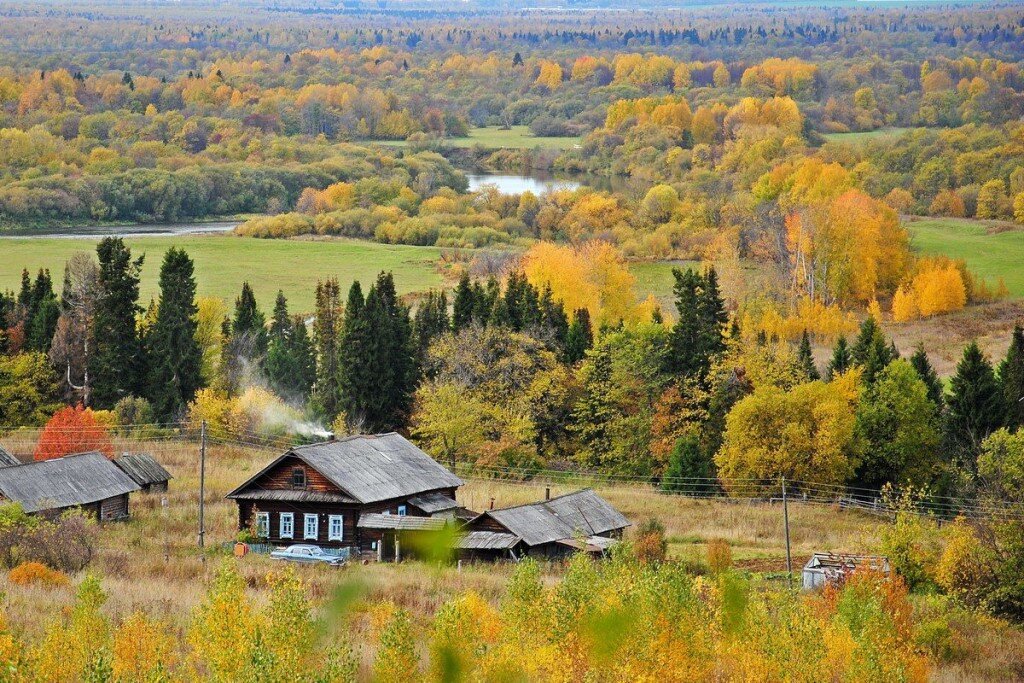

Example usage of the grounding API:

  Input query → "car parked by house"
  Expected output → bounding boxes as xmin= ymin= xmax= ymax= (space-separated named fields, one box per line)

xmin=269 ymin=544 xmax=346 ymax=567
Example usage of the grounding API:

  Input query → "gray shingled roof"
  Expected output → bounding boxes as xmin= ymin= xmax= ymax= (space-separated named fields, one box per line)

xmin=357 ymin=513 xmax=447 ymax=530
xmin=232 ymin=489 xmax=358 ymax=504
xmin=481 ymin=489 xmax=630 ymax=547
xmin=0 ymin=452 xmax=140 ymax=513
xmin=408 ymin=491 xmax=459 ymax=514
xmin=113 ymin=453 xmax=172 ymax=487
xmin=226 ymin=433 xmax=462 ymax=504
xmin=459 ymin=530 xmax=520 ymax=550
xmin=0 ymin=447 xmax=20 ymax=468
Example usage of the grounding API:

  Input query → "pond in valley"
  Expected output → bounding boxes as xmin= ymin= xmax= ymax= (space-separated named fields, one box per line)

xmin=466 ymin=173 xmax=581 ymax=194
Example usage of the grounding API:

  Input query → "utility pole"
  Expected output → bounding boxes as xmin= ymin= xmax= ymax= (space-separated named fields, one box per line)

xmin=782 ymin=476 xmax=793 ymax=589
xmin=198 ymin=420 xmax=206 ymax=549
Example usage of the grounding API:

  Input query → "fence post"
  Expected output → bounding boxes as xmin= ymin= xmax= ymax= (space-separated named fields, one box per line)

xmin=198 ymin=420 xmax=206 ymax=550
xmin=783 ymin=476 xmax=793 ymax=589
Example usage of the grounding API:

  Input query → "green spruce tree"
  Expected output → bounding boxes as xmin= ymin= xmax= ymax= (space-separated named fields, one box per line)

xmin=1000 ymin=324 xmax=1024 ymax=431
xmin=826 ymin=335 xmax=852 ymax=380
xmin=564 ymin=308 xmax=593 ymax=364
xmin=91 ymin=238 xmax=144 ymax=407
xmin=451 ymin=273 xmax=475 ymax=332
xmin=946 ymin=341 xmax=1004 ymax=468
xmin=797 ymin=330 xmax=820 ymax=381
xmin=910 ymin=344 xmax=944 ymax=410
xmin=146 ymin=248 xmax=202 ymax=420
xmin=311 ymin=278 xmax=343 ymax=421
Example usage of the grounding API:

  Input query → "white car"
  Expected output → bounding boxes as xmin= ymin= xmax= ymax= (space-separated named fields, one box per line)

xmin=269 ymin=544 xmax=345 ymax=567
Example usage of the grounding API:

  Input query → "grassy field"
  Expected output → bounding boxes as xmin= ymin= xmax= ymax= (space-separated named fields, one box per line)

xmin=822 ymin=127 xmax=916 ymax=144
xmin=378 ymin=125 xmax=581 ymax=150
xmin=0 ymin=235 xmax=446 ymax=313
xmin=906 ymin=217 xmax=1024 ymax=297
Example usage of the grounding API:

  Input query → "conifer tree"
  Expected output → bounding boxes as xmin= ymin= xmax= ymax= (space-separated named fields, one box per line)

xmin=91 ymin=238 xmax=144 ymax=407
xmin=851 ymin=316 xmax=893 ymax=384
xmin=25 ymin=269 xmax=58 ymax=353
xmin=572 ymin=343 xmax=615 ymax=467
xmin=146 ymin=248 xmax=202 ymax=420
xmin=564 ymin=308 xmax=593 ymax=364
xmin=666 ymin=267 xmax=726 ymax=381
xmin=946 ymin=341 xmax=1004 ymax=467
xmin=311 ymin=279 xmax=343 ymax=420
xmin=797 ymin=330 xmax=820 ymax=381
xmin=265 ymin=292 xmax=315 ymax=401
xmin=1000 ymin=324 xmax=1024 ymax=431
xmin=826 ymin=335 xmax=852 ymax=379
xmin=451 ymin=273 xmax=474 ymax=332
xmin=538 ymin=284 xmax=569 ymax=351
xmin=232 ymin=282 xmax=267 ymax=358
xmin=910 ymin=344 xmax=944 ymax=410
xmin=413 ymin=290 xmax=449 ymax=374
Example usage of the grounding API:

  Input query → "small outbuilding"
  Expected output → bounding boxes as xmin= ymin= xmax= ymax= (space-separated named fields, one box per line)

xmin=114 ymin=453 xmax=173 ymax=493
xmin=802 ymin=553 xmax=890 ymax=591
xmin=0 ymin=451 xmax=140 ymax=521
xmin=460 ymin=489 xmax=630 ymax=561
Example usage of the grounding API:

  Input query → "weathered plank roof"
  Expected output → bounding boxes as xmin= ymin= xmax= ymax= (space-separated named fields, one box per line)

xmin=479 ymin=489 xmax=630 ymax=547
xmin=0 ymin=452 xmax=140 ymax=513
xmin=357 ymin=513 xmax=447 ymax=531
xmin=804 ymin=553 xmax=890 ymax=572
xmin=0 ymin=447 xmax=20 ymax=468
xmin=113 ymin=453 xmax=172 ymax=487
xmin=458 ymin=530 xmax=520 ymax=550
xmin=230 ymin=489 xmax=358 ymax=504
xmin=226 ymin=433 xmax=462 ymax=505
xmin=408 ymin=491 xmax=459 ymax=514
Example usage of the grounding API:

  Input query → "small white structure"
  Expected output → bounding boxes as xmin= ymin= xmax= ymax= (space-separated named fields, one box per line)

xmin=802 ymin=553 xmax=890 ymax=591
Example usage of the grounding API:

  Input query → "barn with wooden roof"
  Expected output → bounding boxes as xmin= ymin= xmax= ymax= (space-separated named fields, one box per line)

xmin=226 ymin=433 xmax=464 ymax=555
xmin=460 ymin=489 xmax=630 ymax=561
xmin=113 ymin=453 xmax=173 ymax=493
xmin=0 ymin=451 xmax=140 ymax=521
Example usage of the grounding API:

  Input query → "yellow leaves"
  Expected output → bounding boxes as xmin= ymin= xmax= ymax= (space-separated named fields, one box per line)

xmin=112 ymin=612 xmax=176 ymax=682
xmin=535 ymin=60 xmax=563 ymax=91
xmin=739 ymin=295 xmax=856 ymax=343
xmin=605 ymin=95 xmax=691 ymax=133
xmin=892 ymin=257 xmax=968 ymax=322
xmin=740 ymin=57 xmax=818 ymax=97
xmin=187 ymin=386 xmax=304 ymax=441
xmin=716 ymin=377 xmax=860 ymax=490
xmin=521 ymin=240 xmax=654 ymax=328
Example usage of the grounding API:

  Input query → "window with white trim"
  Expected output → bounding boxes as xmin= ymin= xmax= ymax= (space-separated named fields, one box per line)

xmin=280 ymin=512 xmax=294 ymax=539
xmin=397 ymin=505 xmax=407 ymax=517
xmin=304 ymin=513 xmax=318 ymax=540
xmin=255 ymin=511 xmax=269 ymax=538
xmin=328 ymin=514 xmax=344 ymax=541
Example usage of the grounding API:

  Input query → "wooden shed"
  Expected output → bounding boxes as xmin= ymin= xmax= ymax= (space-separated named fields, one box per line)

xmin=802 ymin=553 xmax=891 ymax=590
xmin=114 ymin=453 xmax=173 ymax=493
xmin=460 ymin=489 xmax=630 ymax=561
xmin=0 ymin=452 xmax=140 ymax=521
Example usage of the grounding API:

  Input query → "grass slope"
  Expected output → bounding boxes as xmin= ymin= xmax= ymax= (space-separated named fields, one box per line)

xmin=0 ymin=236 xmax=445 ymax=312
xmin=379 ymin=125 xmax=581 ymax=150
xmin=822 ymin=127 xmax=916 ymax=144
xmin=906 ymin=217 xmax=1024 ymax=296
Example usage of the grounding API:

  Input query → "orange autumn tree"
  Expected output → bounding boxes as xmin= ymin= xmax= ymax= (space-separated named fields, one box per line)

xmin=34 ymin=405 xmax=114 ymax=461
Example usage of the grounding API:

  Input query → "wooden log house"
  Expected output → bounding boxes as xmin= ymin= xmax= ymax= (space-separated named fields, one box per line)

xmin=226 ymin=433 xmax=464 ymax=557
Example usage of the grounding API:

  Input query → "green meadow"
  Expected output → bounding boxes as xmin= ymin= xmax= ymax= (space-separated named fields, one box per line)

xmin=906 ymin=217 xmax=1024 ymax=297
xmin=377 ymin=125 xmax=581 ymax=150
xmin=0 ymin=236 xmax=446 ymax=313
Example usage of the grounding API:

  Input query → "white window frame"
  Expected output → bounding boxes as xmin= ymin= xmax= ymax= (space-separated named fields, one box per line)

xmin=255 ymin=511 xmax=270 ymax=538
xmin=328 ymin=514 xmax=344 ymax=541
xmin=397 ymin=505 xmax=407 ymax=517
xmin=304 ymin=513 xmax=319 ymax=540
xmin=280 ymin=512 xmax=294 ymax=539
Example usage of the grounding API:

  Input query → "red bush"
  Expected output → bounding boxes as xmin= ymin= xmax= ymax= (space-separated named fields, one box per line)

xmin=34 ymin=405 xmax=114 ymax=461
